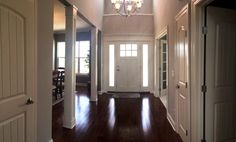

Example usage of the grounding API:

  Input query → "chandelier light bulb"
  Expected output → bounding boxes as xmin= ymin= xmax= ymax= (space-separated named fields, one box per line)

xmin=111 ymin=0 xmax=143 ymax=16
xmin=127 ymin=5 xmax=132 ymax=11
xmin=115 ymin=3 xmax=121 ymax=10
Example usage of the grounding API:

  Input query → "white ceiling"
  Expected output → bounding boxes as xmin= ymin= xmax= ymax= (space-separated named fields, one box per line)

xmin=53 ymin=0 xmax=91 ymax=31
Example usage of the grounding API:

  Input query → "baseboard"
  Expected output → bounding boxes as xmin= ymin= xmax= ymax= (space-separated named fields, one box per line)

xmin=48 ymin=139 xmax=53 ymax=142
xmin=98 ymin=90 xmax=105 ymax=95
xmin=63 ymin=117 xmax=76 ymax=129
xmin=167 ymin=112 xmax=176 ymax=131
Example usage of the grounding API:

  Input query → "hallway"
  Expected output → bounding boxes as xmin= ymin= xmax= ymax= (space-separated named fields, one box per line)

xmin=52 ymin=88 xmax=182 ymax=142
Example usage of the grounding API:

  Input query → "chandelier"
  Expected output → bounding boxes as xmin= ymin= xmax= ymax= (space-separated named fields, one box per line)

xmin=111 ymin=0 xmax=143 ymax=17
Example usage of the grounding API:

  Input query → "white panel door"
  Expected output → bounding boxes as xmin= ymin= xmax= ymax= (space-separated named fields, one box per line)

xmin=206 ymin=7 xmax=236 ymax=142
xmin=175 ymin=5 xmax=190 ymax=142
xmin=0 ymin=0 xmax=36 ymax=141
xmin=116 ymin=43 xmax=141 ymax=92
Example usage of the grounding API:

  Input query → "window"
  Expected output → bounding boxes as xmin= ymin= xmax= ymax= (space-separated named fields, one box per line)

xmin=57 ymin=42 xmax=66 ymax=68
xmin=75 ymin=41 xmax=90 ymax=74
xmin=143 ymin=44 xmax=148 ymax=87
xmin=120 ymin=44 xmax=137 ymax=57
xmin=109 ymin=44 xmax=115 ymax=87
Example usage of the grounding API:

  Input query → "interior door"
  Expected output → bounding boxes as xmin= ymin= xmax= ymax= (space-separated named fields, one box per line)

xmin=0 ymin=0 xmax=36 ymax=141
xmin=206 ymin=7 xmax=236 ymax=142
xmin=175 ymin=5 xmax=190 ymax=142
xmin=116 ymin=43 xmax=141 ymax=92
xmin=159 ymin=40 xmax=168 ymax=97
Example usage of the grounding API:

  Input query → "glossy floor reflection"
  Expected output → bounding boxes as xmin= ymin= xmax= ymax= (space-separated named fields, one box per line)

xmin=52 ymin=87 xmax=182 ymax=142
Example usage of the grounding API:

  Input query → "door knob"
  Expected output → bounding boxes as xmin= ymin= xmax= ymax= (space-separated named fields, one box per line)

xmin=176 ymin=85 xmax=180 ymax=89
xmin=26 ymin=98 xmax=34 ymax=105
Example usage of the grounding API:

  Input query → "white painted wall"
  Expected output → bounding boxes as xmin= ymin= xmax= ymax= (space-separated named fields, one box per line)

xmin=66 ymin=0 xmax=104 ymax=30
xmin=37 ymin=0 xmax=53 ymax=141
xmin=153 ymin=0 xmax=191 ymax=128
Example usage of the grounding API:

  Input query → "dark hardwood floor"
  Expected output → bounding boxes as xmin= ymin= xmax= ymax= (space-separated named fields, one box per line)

xmin=52 ymin=87 xmax=182 ymax=142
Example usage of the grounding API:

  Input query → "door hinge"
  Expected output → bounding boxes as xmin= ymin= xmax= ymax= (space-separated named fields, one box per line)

xmin=185 ymin=31 xmax=188 ymax=37
xmin=201 ymin=85 xmax=207 ymax=93
xmin=202 ymin=26 xmax=208 ymax=35
xmin=186 ymin=130 xmax=188 ymax=136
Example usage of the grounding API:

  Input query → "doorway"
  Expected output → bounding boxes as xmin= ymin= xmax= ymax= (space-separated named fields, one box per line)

xmin=107 ymin=41 xmax=151 ymax=92
xmin=204 ymin=2 xmax=236 ymax=142
xmin=157 ymin=27 xmax=169 ymax=108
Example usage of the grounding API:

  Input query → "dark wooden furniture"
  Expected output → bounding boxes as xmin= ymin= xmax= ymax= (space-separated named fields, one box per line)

xmin=52 ymin=69 xmax=65 ymax=100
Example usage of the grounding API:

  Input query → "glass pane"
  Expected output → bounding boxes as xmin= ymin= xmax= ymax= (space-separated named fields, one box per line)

xmin=79 ymin=41 xmax=90 ymax=57
xmin=163 ymin=43 xmax=166 ymax=52
xmin=132 ymin=44 xmax=137 ymax=51
xmin=80 ymin=41 xmax=90 ymax=48
xmin=126 ymin=51 xmax=131 ymax=56
xmin=75 ymin=42 xmax=79 ymax=57
xmin=163 ymin=72 xmax=166 ymax=80
xmin=163 ymin=63 xmax=166 ymax=71
xmin=163 ymin=53 xmax=166 ymax=61
xmin=126 ymin=44 xmax=131 ymax=50
xmin=58 ymin=58 xmax=65 ymax=68
xmin=143 ymin=44 xmax=148 ymax=87
xmin=57 ymin=42 xmax=65 ymax=57
xmin=75 ymin=58 xmax=79 ymax=74
xmin=79 ymin=46 xmax=89 ymax=57
xmin=120 ymin=51 xmax=126 ymax=57
xmin=109 ymin=45 xmax=115 ymax=87
xmin=132 ymin=51 xmax=137 ymax=56
xmin=80 ymin=58 xmax=89 ymax=74
xmin=120 ymin=44 xmax=126 ymax=51
xmin=163 ymin=81 xmax=167 ymax=89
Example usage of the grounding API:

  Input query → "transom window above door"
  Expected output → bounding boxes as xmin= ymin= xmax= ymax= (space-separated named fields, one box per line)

xmin=120 ymin=44 xmax=138 ymax=57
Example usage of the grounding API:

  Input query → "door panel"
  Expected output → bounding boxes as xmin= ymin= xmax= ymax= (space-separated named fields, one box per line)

xmin=116 ymin=43 xmax=141 ymax=92
xmin=0 ymin=114 xmax=25 ymax=142
xmin=175 ymin=5 xmax=190 ymax=142
xmin=0 ymin=0 xmax=35 ymax=141
xmin=206 ymin=7 xmax=236 ymax=142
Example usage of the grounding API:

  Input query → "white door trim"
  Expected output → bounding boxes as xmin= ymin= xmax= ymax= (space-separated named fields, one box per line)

xmin=190 ymin=0 xmax=215 ymax=141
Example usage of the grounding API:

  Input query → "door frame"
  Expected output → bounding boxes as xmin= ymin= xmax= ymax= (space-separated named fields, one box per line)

xmin=102 ymin=35 xmax=154 ymax=93
xmin=190 ymin=0 xmax=215 ymax=141
xmin=155 ymin=26 xmax=169 ymax=108
xmin=174 ymin=4 xmax=191 ymax=142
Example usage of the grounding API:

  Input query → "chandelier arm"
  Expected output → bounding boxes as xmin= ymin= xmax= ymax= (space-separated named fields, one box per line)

xmin=123 ymin=0 xmax=129 ymax=16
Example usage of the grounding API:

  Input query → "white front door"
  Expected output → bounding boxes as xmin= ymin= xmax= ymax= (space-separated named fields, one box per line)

xmin=0 ymin=0 xmax=36 ymax=141
xmin=206 ymin=6 xmax=236 ymax=142
xmin=116 ymin=43 xmax=141 ymax=92
xmin=175 ymin=5 xmax=190 ymax=142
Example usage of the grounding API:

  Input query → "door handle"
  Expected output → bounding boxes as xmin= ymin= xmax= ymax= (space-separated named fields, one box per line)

xmin=26 ymin=98 xmax=34 ymax=105
xmin=116 ymin=69 xmax=120 ymax=71
xmin=176 ymin=85 xmax=180 ymax=89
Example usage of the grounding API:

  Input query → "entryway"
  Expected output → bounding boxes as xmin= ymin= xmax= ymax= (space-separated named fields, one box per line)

xmin=107 ymin=41 xmax=152 ymax=92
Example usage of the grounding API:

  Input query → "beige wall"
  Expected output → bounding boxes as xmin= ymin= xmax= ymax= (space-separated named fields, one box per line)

xmin=66 ymin=0 xmax=104 ymax=30
xmin=153 ymin=0 xmax=191 ymax=125
xmin=37 ymin=0 xmax=53 ymax=141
